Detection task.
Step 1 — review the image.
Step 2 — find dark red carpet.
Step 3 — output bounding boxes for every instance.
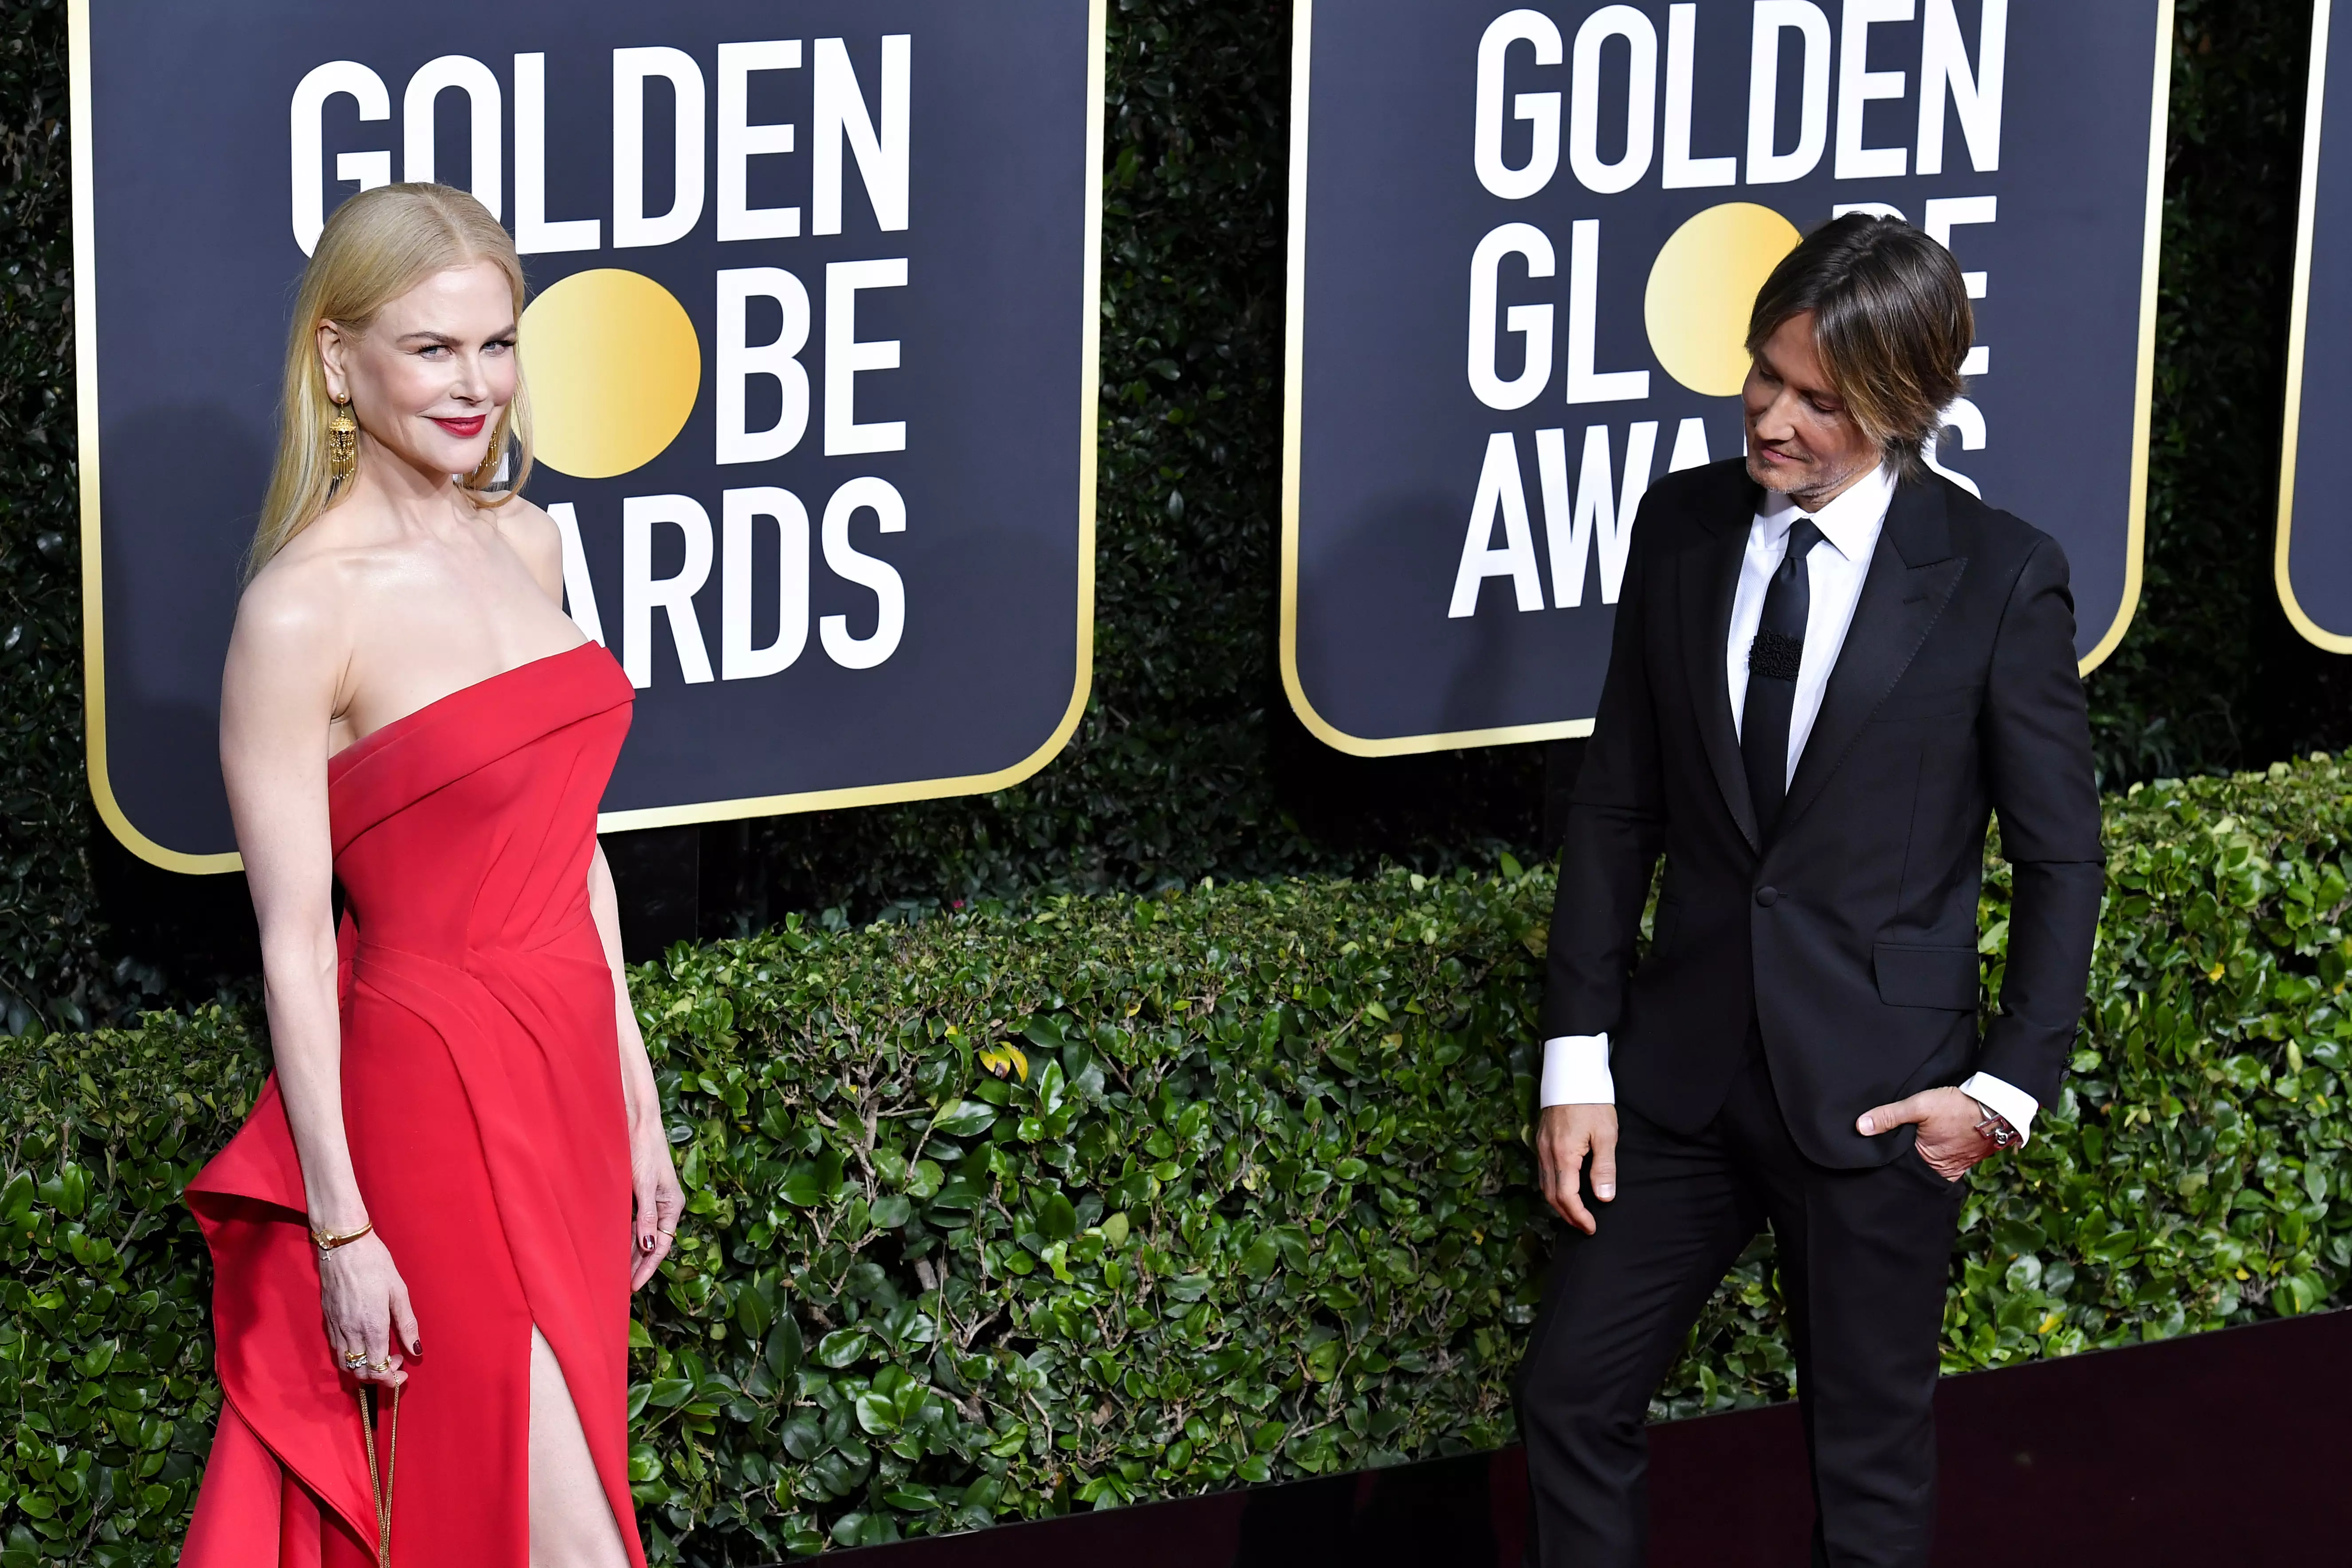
[832,1307,2352,1565]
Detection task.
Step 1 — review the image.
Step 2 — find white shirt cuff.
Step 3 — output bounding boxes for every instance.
[1540,1034,1614,1107]
[1959,1071,2039,1146]
[1539,1042,2034,1139]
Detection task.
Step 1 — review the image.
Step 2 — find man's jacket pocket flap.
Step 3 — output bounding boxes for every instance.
[1873,943,1980,1010]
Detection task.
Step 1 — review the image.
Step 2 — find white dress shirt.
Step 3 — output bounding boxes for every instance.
[1539,465,2040,1143]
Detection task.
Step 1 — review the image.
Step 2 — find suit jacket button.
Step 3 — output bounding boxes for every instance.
[1755,886,1779,907]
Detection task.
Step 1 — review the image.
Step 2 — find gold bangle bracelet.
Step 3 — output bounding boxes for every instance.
[311,1219,374,1253]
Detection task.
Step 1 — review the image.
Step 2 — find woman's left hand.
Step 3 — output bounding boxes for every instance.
[628,1112,685,1291]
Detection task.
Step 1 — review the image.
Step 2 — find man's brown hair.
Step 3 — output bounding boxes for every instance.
[1746,213,1973,479]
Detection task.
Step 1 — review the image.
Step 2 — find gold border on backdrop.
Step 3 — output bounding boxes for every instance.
[70,0,1104,872]
[1278,0,2171,758]
[1276,0,1594,758]
[62,1,223,871]
[2078,0,2176,676]
[2276,0,2344,650]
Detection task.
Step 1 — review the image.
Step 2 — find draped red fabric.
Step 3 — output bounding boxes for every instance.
[182,644,644,1565]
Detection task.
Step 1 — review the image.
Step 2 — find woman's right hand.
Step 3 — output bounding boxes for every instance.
[318,1231,420,1387]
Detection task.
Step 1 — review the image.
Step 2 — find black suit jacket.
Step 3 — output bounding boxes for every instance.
[1541,459,2104,1168]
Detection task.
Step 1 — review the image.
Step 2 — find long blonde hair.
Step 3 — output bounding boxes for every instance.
[249,183,535,577]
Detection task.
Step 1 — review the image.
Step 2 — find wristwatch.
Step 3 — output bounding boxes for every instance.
[1969,1098,2020,1149]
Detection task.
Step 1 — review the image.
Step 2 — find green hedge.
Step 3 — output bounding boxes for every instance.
[12,760,2352,1563]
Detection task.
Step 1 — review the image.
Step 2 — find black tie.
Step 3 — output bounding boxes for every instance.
[1742,516,1823,841]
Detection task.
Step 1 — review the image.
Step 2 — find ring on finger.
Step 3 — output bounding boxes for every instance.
[343,1349,367,1368]
[370,1356,396,1374]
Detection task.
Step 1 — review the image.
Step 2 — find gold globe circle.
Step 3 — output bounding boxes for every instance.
[520,269,701,479]
[1644,203,1803,397]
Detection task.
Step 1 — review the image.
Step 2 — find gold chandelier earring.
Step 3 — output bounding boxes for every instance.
[326,393,358,484]
[471,418,507,490]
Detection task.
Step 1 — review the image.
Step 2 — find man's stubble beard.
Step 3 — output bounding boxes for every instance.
[1745,446,1879,510]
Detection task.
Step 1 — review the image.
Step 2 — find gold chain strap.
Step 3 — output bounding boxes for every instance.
[357,1384,400,1564]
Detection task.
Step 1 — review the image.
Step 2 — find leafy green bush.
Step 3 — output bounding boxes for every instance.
[0,1008,243,1564]
[12,760,2352,1562]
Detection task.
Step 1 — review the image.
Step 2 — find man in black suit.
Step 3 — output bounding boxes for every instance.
[1516,215,2103,1568]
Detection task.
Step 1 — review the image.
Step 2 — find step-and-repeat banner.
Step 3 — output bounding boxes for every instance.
[71,0,1101,871]
[2281,0,2352,649]
[1283,0,2172,754]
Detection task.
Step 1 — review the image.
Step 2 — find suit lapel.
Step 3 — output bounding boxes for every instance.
[1777,478,1966,836]
[1681,510,1759,853]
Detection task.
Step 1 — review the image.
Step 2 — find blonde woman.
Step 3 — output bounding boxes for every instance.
[181,184,680,1566]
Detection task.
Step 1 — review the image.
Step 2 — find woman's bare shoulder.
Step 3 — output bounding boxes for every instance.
[236,500,424,649]
[489,494,565,597]
[491,493,559,547]
[228,539,357,688]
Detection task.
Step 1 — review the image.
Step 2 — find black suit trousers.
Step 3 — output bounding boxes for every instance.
[1513,1039,1965,1568]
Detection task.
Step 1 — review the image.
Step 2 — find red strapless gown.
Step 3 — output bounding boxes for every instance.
[181,644,646,1566]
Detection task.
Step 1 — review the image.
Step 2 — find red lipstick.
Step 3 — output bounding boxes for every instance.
[432,415,487,439]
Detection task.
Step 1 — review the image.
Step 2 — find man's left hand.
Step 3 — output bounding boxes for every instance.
[1856,1087,1995,1181]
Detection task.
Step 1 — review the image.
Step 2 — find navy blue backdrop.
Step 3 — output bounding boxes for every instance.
[1283,0,2169,753]
[73,0,1099,868]
[2280,0,2352,650]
